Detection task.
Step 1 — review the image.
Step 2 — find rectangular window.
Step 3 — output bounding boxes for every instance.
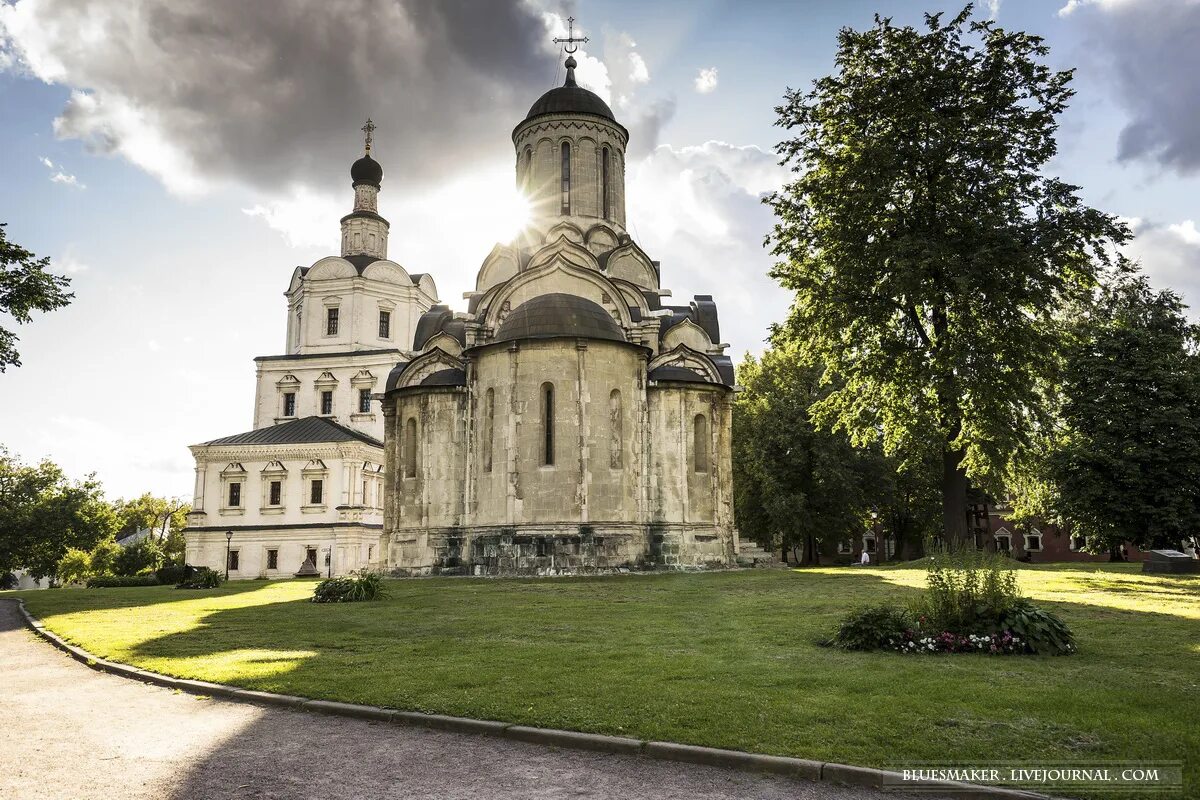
[310,479,324,505]
[359,389,371,413]
[362,479,369,505]
[268,480,282,506]
[378,310,391,339]
[283,392,296,417]
[320,390,333,415]
[306,547,317,565]
[1026,535,1043,551]
[266,549,278,570]
[560,142,571,215]
[865,537,876,554]
[326,307,339,336]
[227,550,239,571]
[228,482,241,507]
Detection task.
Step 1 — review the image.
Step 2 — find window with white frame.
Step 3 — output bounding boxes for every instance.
[995,529,1013,553]
[302,460,328,509]
[864,536,877,554]
[219,463,247,513]
[1024,530,1043,552]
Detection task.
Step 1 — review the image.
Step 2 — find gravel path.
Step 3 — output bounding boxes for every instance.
[0,599,920,800]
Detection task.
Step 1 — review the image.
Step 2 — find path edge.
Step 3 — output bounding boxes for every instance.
[10,597,1048,800]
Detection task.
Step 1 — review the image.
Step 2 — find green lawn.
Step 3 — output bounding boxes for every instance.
[12,564,1199,798]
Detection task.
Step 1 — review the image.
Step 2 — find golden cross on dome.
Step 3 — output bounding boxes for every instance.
[361,118,376,155]
[553,16,588,53]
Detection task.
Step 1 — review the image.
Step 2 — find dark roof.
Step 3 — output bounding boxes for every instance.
[495,293,625,344]
[522,56,620,128]
[413,305,466,350]
[200,416,382,448]
[351,154,383,188]
[526,85,616,123]
[648,365,712,384]
[421,368,466,386]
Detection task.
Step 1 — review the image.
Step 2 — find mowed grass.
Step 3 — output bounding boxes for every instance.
[13,564,1199,798]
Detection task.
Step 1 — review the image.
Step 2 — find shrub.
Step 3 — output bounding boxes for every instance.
[999,598,1076,655]
[57,547,92,585]
[1,573,17,590]
[86,574,161,588]
[88,538,122,576]
[113,537,164,576]
[176,566,223,589]
[832,604,914,650]
[155,564,187,585]
[312,570,386,603]
[915,549,1020,632]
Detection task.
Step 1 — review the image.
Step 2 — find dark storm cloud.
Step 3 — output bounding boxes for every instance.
[5,0,557,192]
[1070,0,1200,174]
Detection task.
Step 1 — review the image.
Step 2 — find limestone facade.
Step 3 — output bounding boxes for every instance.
[381,59,737,575]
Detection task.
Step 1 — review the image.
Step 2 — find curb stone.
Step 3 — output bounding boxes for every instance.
[9,598,1054,800]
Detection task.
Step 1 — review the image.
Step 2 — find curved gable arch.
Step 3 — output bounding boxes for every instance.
[306,256,357,281]
[476,244,520,293]
[362,259,412,285]
[648,345,723,383]
[604,241,658,290]
[662,318,713,352]
[396,348,465,389]
[543,221,585,246]
[421,330,464,358]
[482,258,633,333]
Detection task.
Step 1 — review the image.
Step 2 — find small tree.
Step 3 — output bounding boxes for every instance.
[766,6,1128,544]
[0,223,73,371]
[88,537,122,576]
[113,537,165,576]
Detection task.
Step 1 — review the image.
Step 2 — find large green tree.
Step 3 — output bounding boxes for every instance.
[765,6,1128,544]
[733,345,881,564]
[1048,275,1200,557]
[0,448,117,579]
[0,223,73,371]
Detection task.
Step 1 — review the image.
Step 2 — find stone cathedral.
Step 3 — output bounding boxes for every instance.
[184,49,737,579]
[382,52,737,575]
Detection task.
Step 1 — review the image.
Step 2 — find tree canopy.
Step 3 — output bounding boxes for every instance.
[765,6,1128,544]
[0,223,73,371]
[1046,275,1200,555]
[0,448,117,579]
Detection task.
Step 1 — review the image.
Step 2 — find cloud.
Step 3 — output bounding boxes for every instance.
[1061,0,1200,173]
[37,154,84,188]
[1,0,556,197]
[986,0,1002,18]
[626,142,791,354]
[694,67,718,94]
[56,249,89,274]
[1122,217,1200,313]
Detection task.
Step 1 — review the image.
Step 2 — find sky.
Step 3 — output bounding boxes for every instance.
[1,0,1199,502]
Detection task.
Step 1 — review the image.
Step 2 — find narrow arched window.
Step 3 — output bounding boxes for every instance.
[693,414,708,474]
[404,417,417,478]
[560,142,571,215]
[542,382,555,466]
[524,148,532,190]
[601,146,610,219]
[482,388,495,473]
[609,389,622,469]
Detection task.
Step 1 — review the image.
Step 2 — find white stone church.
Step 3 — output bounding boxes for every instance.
[185,50,738,578]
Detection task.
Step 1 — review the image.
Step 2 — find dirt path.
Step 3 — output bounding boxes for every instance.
[0,599,917,800]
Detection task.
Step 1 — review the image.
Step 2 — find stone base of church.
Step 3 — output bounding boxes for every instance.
[386,523,734,577]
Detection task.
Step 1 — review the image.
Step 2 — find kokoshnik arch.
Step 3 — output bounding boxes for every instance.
[184,48,738,578]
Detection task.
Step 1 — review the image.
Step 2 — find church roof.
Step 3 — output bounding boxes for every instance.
[351,154,382,188]
[494,293,625,344]
[199,416,382,448]
[525,84,616,124]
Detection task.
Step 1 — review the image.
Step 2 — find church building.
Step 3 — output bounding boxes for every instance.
[183,127,440,578]
[185,43,739,579]
[381,51,738,575]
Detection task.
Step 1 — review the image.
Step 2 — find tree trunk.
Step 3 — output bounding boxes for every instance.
[942,447,969,547]
[801,534,820,566]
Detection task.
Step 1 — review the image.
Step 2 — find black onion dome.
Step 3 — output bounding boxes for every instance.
[524,54,617,123]
[351,154,383,187]
[526,85,616,122]
[495,293,624,343]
